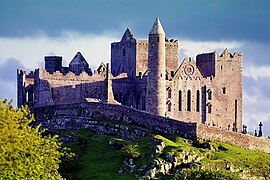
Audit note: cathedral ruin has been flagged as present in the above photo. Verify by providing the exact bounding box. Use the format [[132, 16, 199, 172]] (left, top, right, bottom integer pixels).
[[17, 18, 243, 132]]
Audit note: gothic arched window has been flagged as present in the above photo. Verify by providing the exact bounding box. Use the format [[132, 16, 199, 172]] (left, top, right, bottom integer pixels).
[[196, 90, 200, 112], [167, 101, 172, 112], [208, 104, 212, 113], [167, 88, 172, 98], [178, 90, 182, 111], [187, 90, 191, 112], [208, 90, 212, 100]]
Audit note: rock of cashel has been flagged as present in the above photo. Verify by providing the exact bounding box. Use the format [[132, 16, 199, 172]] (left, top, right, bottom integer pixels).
[[17, 18, 270, 152]]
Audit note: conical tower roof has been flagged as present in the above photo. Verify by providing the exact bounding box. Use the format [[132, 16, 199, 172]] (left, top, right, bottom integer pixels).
[[149, 18, 165, 35], [121, 28, 134, 42], [69, 52, 88, 66]]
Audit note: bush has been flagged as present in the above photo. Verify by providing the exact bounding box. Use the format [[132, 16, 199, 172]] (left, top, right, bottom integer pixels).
[[59, 147, 80, 178], [121, 144, 141, 158]]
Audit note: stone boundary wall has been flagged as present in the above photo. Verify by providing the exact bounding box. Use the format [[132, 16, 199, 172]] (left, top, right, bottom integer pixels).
[[197, 125, 270, 153], [34, 102, 270, 153], [34, 102, 197, 139]]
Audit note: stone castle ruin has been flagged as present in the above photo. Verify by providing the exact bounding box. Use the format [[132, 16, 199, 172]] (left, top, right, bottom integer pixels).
[[17, 18, 243, 132], [17, 18, 270, 152]]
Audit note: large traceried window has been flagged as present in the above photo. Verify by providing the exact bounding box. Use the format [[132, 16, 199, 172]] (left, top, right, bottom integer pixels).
[[187, 90, 191, 112]]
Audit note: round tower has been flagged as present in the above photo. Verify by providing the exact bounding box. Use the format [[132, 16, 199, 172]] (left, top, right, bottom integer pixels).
[[146, 18, 166, 116]]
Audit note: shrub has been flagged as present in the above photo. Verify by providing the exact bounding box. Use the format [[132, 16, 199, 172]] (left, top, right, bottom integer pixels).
[[121, 144, 141, 158]]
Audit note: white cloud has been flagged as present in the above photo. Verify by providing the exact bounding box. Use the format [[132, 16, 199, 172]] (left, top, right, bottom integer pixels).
[[0, 32, 119, 70], [180, 40, 244, 59], [243, 89, 270, 135], [243, 66, 270, 80], [0, 32, 246, 70]]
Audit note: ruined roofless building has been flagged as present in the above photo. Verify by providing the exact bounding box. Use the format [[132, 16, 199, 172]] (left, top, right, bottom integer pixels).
[[17, 18, 243, 132]]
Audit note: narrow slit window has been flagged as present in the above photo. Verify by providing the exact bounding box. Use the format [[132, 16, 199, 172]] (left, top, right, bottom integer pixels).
[[223, 87, 226, 94], [208, 104, 212, 113], [208, 90, 212, 100], [168, 102, 172, 112], [168, 88, 172, 98]]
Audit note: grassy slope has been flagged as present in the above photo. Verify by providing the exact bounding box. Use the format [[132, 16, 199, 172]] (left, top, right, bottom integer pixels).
[[155, 135, 270, 171], [60, 130, 270, 179], [63, 134, 137, 179]]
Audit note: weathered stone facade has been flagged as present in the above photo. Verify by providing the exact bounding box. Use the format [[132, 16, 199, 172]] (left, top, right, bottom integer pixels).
[[17, 18, 242, 133], [110, 18, 243, 132]]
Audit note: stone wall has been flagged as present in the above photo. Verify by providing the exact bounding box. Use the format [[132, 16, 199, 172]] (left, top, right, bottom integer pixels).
[[197, 124, 270, 153], [17, 70, 35, 108], [169, 50, 243, 132], [34, 102, 197, 139], [136, 40, 148, 76], [34, 101, 270, 153], [34, 69, 107, 107], [169, 58, 204, 124], [165, 40, 179, 74]]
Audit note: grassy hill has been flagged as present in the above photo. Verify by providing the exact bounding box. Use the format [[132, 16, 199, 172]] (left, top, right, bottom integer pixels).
[[57, 129, 270, 180]]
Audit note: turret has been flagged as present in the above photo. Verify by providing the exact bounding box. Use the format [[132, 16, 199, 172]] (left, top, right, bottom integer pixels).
[[146, 18, 166, 116], [45, 56, 62, 74]]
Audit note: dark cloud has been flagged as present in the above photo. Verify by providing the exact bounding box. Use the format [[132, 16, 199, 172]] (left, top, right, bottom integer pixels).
[[1, 0, 270, 44], [0, 58, 25, 104], [0, 58, 25, 82], [0, 81, 16, 105]]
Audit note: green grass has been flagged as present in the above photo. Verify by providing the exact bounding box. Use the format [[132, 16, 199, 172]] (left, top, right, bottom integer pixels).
[[204, 142, 270, 170], [155, 134, 270, 172], [59, 130, 270, 179], [60, 131, 137, 180], [155, 135, 205, 157]]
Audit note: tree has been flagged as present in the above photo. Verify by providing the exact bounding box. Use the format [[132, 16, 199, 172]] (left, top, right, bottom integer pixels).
[[0, 100, 63, 179]]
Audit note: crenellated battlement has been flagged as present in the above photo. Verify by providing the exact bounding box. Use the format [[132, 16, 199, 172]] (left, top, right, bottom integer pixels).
[[218, 48, 243, 60], [17, 69, 35, 78], [37, 68, 106, 81]]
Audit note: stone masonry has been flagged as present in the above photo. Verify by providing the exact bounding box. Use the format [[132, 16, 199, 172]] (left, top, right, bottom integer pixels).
[[18, 18, 243, 133]]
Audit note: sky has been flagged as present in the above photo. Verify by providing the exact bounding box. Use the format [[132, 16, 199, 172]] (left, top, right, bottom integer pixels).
[[0, 0, 270, 135]]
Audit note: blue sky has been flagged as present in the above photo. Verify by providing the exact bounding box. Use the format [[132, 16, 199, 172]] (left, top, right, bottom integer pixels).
[[0, 0, 270, 135]]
